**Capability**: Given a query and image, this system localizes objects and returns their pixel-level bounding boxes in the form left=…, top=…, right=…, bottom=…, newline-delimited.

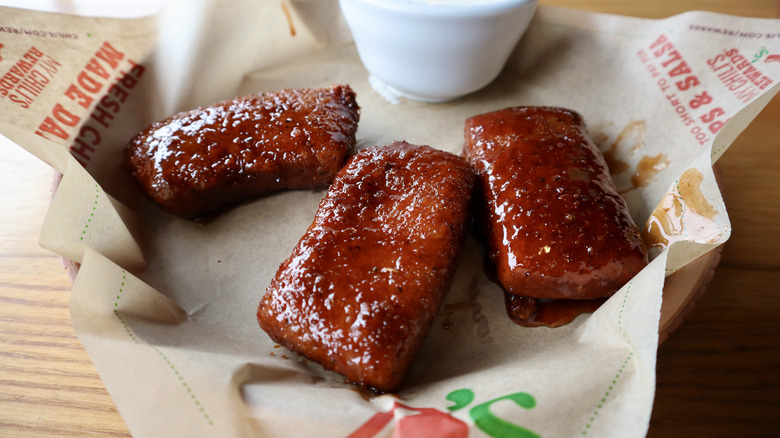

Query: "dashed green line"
left=151, top=345, right=214, bottom=426
left=113, top=272, right=136, bottom=342
left=112, top=270, right=213, bottom=426
left=113, top=273, right=126, bottom=307
left=711, top=144, right=727, bottom=158
left=114, top=309, right=138, bottom=344
left=581, top=352, right=634, bottom=435
left=583, top=276, right=637, bottom=434
left=616, top=280, right=632, bottom=332
left=81, top=184, right=99, bottom=241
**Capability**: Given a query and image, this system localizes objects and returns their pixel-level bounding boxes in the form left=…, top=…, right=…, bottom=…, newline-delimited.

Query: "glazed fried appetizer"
left=464, top=106, right=647, bottom=300
left=257, top=141, right=475, bottom=392
left=124, top=85, right=359, bottom=219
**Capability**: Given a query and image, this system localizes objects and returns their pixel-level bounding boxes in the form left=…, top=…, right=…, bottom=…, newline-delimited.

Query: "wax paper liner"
left=1, top=1, right=779, bottom=437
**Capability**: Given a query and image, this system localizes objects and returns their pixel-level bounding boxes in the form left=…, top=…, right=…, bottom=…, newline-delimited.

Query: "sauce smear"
left=504, top=293, right=606, bottom=328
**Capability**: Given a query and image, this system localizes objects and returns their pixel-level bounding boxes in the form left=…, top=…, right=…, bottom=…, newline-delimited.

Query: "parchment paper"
left=2, top=1, right=779, bottom=437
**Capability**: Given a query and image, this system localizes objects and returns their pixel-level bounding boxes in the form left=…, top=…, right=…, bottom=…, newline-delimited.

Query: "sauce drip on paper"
left=628, top=153, right=670, bottom=193
left=642, top=168, right=720, bottom=252
left=440, top=302, right=472, bottom=330
left=600, top=119, right=646, bottom=175
left=595, top=119, right=670, bottom=194
left=281, top=2, right=296, bottom=36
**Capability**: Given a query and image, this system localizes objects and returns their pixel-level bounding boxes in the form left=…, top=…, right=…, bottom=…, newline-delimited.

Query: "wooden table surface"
left=1, top=1, right=778, bottom=437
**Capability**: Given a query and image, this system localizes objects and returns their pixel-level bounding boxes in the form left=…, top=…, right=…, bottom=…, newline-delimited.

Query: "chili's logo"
left=348, top=388, right=541, bottom=438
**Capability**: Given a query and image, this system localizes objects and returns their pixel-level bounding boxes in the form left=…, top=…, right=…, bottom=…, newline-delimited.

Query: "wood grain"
left=0, top=144, right=130, bottom=437
left=650, top=90, right=780, bottom=437
left=1, top=1, right=778, bottom=437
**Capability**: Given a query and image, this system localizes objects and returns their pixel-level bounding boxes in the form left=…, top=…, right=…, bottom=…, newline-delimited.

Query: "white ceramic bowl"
left=339, top=0, right=538, bottom=103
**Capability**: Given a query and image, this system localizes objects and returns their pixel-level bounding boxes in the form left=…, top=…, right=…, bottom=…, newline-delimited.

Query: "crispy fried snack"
left=257, top=141, right=475, bottom=392
left=124, top=85, right=359, bottom=218
left=465, top=106, right=647, bottom=300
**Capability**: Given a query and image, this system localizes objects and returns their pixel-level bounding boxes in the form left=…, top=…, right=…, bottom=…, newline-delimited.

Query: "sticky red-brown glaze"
left=257, top=141, right=475, bottom=392
left=124, top=85, right=359, bottom=219
left=504, top=294, right=607, bottom=328
left=465, top=106, right=647, bottom=300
